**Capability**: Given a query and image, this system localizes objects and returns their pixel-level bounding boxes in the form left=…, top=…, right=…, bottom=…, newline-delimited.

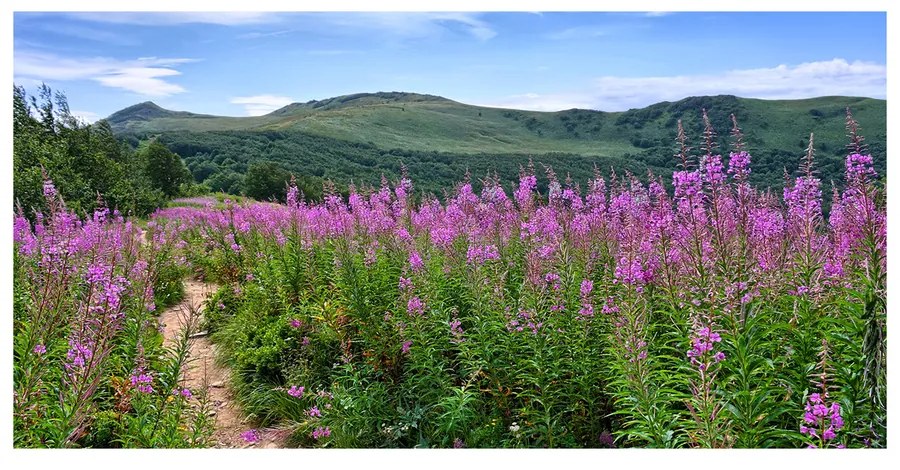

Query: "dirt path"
left=158, top=279, right=289, bottom=448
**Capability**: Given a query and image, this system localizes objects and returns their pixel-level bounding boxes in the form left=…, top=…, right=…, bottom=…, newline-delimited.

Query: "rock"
left=211, top=381, right=225, bottom=388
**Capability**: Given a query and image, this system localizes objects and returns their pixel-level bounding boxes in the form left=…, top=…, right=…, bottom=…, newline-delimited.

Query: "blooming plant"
left=800, top=393, right=844, bottom=448
left=13, top=181, right=213, bottom=447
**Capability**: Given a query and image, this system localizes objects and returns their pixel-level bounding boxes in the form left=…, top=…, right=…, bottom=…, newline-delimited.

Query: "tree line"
left=13, top=85, right=200, bottom=220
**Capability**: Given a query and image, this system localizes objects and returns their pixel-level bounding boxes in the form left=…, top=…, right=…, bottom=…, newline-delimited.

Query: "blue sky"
left=13, top=11, right=887, bottom=122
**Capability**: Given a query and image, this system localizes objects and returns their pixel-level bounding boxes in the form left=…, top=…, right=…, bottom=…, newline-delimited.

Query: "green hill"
left=107, top=92, right=886, bottom=198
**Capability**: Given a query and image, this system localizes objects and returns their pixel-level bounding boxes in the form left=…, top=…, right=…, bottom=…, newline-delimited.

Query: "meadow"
left=13, top=112, right=886, bottom=448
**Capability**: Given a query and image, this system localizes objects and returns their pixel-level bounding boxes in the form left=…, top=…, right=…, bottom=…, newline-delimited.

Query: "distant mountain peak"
left=107, top=101, right=174, bottom=123
left=106, top=102, right=219, bottom=131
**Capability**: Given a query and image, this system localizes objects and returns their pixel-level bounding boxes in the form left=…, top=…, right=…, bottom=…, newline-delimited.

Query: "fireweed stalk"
left=800, top=393, right=844, bottom=448
left=799, top=340, right=845, bottom=449
left=685, top=324, right=730, bottom=447
left=605, top=295, right=680, bottom=448
left=830, top=109, right=886, bottom=442
left=699, top=110, right=737, bottom=282
left=726, top=115, right=755, bottom=325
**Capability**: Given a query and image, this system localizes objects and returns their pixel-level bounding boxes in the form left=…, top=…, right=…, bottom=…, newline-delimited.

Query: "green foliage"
left=142, top=139, right=192, bottom=197
left=244, top=161, right=292, bottom=202
left=17, top=87, right=887, bottom=449
left=13, top=84, right=168, bottom=219
left=206, top=170, right=245, bottom=194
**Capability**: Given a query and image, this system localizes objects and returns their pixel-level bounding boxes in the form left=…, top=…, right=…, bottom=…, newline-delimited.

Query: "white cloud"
left=76, top=12, right=498, bottom=42
left=65, top=12, right=282, bottom=26
left=71, top=110, right=101, bottom=124
left=475, top=93, right=596, bottom=112
left=37, top=23, right=139, bottom=45
left=230, top=95, right=294, bottom=116
left=545, top=26, right=613, bottom=41
left=429, top=12, right=497, bottom=41
left=237, top=29, right=295, bottom=40
left=479, top=59, right=886, bottom=112
left=14, top=51, right=196, bottom=97
left=312, top=12, right=497, bottom=42
left=591, top=59, right=886, bottom=110
left=95, top=67, right=185, bottom=97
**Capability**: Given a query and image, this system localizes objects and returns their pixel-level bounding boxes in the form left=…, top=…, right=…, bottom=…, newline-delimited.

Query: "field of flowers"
left=13, top=113, right=885, bottom=448
left=12, top=180, right=214, bottom=447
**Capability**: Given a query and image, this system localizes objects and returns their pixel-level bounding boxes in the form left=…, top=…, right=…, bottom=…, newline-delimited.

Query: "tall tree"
left=244, top=161, right=292, bottom=201
left=143, top=139, right=192, bottom=197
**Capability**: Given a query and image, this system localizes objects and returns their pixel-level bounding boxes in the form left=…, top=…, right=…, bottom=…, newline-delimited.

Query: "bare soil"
left=158, top=278, right=289, bottom=448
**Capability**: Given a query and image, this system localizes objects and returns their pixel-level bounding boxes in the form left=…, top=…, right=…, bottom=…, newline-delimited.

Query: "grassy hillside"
left=109, top=92, right=886, bottom=199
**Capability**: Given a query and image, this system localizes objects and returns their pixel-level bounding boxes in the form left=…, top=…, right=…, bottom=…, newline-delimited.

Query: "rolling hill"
left=107, top=92, right=886, bottom=198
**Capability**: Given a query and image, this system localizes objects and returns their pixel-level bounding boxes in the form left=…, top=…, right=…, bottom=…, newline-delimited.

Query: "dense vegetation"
left=109, top=93, right=886, bottom=203
left=138, top=112, right=884, bottom=448
left=13, top=86, right=195, bottom=220
left=12, top=86, right=888, bottom=448
left=12, top=181, right=213, bottom=447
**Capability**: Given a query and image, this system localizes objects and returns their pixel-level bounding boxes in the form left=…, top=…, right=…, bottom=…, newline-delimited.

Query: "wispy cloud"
left=15, top=51, right=196, bottom=96
left=474, top=93, right=596, bottom=112
left=64, top=12, right=498, bottom=42
left=36, top=23, right=139, bottom=45
left=644, top=12, right=673, bottom=17
left=478, top=59, right=886, bottom=112
left=430, top=12, right=497, bottom=41
left=545, top=26, right=614, bottom=41
left=65, top=12, right=283, bottom=26
left=230, top=95, right=294, bottom=116
left=590, top=59, right=886, bottom=110
left=237, top=29, right=295, bottom=40
left=70, top=110, right=101, bottom=124
left=311, top=12, right=497, bottom=42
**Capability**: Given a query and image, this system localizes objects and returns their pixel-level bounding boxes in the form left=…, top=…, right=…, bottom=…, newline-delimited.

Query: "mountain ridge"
left=106, top=92, right=886, bottom=199
left=107, top=91, right=885, bottom=124
left=106, top=92, right=885, bottom=159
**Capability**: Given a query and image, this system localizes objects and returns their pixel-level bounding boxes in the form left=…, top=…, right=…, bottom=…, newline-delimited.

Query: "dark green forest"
left=148, top=130, right=660, bottom=199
